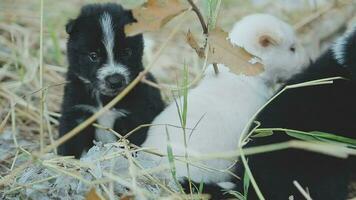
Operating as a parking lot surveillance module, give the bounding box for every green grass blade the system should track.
[205,0,222,31]
[165,125,184,193]
[254,128,356,148]
[181,63,189,128]
[198,180,204,194]
[243,160,250,199]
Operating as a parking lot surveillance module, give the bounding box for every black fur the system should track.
[236,28,356,200]
[58,3,164,158]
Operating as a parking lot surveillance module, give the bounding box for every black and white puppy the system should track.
[58,3,164,158]
[237,27,356,200]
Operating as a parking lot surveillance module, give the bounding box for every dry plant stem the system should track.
[142,67,207,91]
[39,0,45,152]
[44,102,57,154]
[92,123,164,157]
[0,163,29,187]
[10,150,19,171]
[187,0,208,34]
[11,100,18,147]
[187,0,219,74]
[294,2,335,31]
[293,181,313,200]
[124,143,144,199]
[6,82,66,126]
[0,110,11,134]
[5,175,59,194]
[88,171,111,199]
[238,140,353,162]
[122,123,194,140]
[43,163,92,184]
[131,159,177,195]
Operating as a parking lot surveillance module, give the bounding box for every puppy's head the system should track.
[66,3,143,96]
[229,14,309,82]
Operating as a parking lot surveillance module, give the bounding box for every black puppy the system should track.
[238,27,356,200]
[58,3,164,158]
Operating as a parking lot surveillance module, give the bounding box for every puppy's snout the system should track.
[105,74,126,89]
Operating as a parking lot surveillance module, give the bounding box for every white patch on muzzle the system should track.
[98,12,130,85]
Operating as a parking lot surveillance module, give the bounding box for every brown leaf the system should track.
[208,28,264,76]
[85,188,103,200]
[125,0,188,36]
[186,30,205,58]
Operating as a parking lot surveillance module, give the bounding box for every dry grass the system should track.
[0,0,355,199]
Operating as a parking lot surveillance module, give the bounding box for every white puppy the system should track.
[142,14,309,184]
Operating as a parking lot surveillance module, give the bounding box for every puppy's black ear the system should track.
[125,10,137,23]
[65,19,76,34]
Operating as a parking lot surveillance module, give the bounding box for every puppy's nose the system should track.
[105,74,126,89]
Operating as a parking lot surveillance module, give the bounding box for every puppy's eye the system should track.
[290,45,296,53]
[120,48,132,58]
[88,52,99,62]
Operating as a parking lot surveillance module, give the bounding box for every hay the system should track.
[2,141,177,200]
[0,0,355,199]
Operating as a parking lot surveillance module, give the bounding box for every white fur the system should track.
[76,74,91,84]
[229,14,308,85]
[98,12,130,91]
[72,102,129,144]
[97,64,130,82]
[143,66,270,183]
[217,181,237,190]
[332,26,356,66]
[96,109,128,143]
[95,95,129,143]
[142,14,309,184]
[100,12,115,65]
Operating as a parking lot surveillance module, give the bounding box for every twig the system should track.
[187,0,208,35]
[186,0,219,74]
[141,77,165,90]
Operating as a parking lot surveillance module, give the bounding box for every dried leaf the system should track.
[85,188,103,200]
[208,28,264,76]
[125,0,188,36]
[186,30,205,58]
